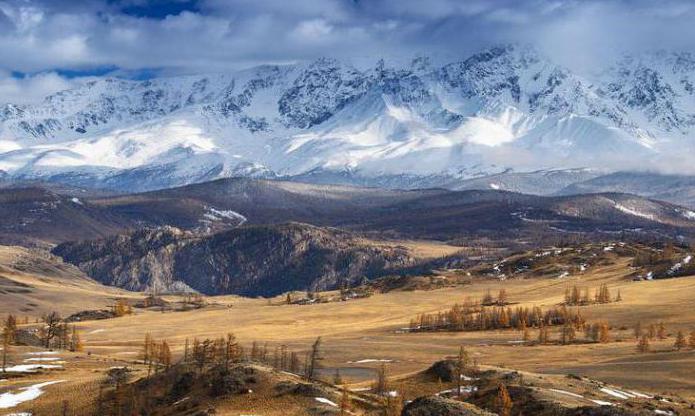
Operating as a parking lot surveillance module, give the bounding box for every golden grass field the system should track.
[3,246,695,414]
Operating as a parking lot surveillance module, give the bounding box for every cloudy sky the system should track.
[1,0,695,103]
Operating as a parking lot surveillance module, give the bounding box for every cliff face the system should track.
[52,223,413,296]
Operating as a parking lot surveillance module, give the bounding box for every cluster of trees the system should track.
[2,313,83,373]
[563,284,620,306]
[111,300,133,317]
[179,333,242,374]
[409,302,587,333]
[482,289,509,306]
[37,312,83,351]
[142,334,172,374]
[635,322,695,353]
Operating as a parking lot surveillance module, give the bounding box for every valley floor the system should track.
[3,254,695,413]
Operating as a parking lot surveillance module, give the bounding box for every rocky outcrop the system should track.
[52,223,413,296]
[402,396,496,416]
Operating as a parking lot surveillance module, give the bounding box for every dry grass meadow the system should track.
[3,246,695,414]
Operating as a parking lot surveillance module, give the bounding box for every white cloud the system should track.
[0,71,79,105]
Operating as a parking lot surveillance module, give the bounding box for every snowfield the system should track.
[2,46,695,192]
[0,380,66,409]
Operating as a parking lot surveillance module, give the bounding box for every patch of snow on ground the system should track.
[628,391,653,399]
[489,183,500,190]
[0,380,66,409]
[654,410,674,415]
[315,397,338,407]
[591,399,615,406]
[3,364,63,373]
[349,387,371,392]
[600,388,634,399]
[614,204,655,220]
[680,209,695,220]
[549,389,584,398]
[25,352,58,356]
[202,207,247,226]
[558,271,570,279]
[347,359,393,364]
[70,197,82,205]
[386,391,398,397]
[24,357,61,362]
[89,329,105,334]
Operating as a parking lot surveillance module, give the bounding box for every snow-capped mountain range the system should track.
[1,45,695,192]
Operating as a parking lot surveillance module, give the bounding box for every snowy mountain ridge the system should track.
[1,45,695,192]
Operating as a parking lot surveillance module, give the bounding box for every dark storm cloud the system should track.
[1,0,695,101]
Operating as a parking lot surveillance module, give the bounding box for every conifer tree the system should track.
[456,345,469,396]
[339,387,351,415]
[161,340,172,368]
[334,368,343,385]
[497,289,508,305]
[374,362,388,395]
[3,314,17,344]
[482,289,494,306]
[1,329,9,373]
[637,334,650,353]
[70,326,83,352]
[307,337,323,380]
[496,383,513,416]
[634,321,642,339]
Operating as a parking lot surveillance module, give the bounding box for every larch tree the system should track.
[2,328,10,373]
[634,321,642,340]
[339,387,351,415]
[657,322,667,340]
[374,362,388,396]
[3,314,17,344]
[306,337,323,381]
[70,326,83,352]
[160,340,172,369]
[497,288,508,305]
[456,345,469,396]
[674,331,687,351]
[496,383,513,416]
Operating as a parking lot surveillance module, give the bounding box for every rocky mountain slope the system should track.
[52,223,414,296]
[1,46,695,192]
[4,178,695,247]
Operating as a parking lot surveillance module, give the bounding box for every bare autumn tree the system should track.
[637,335,650,353]
[42,312,62,348]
